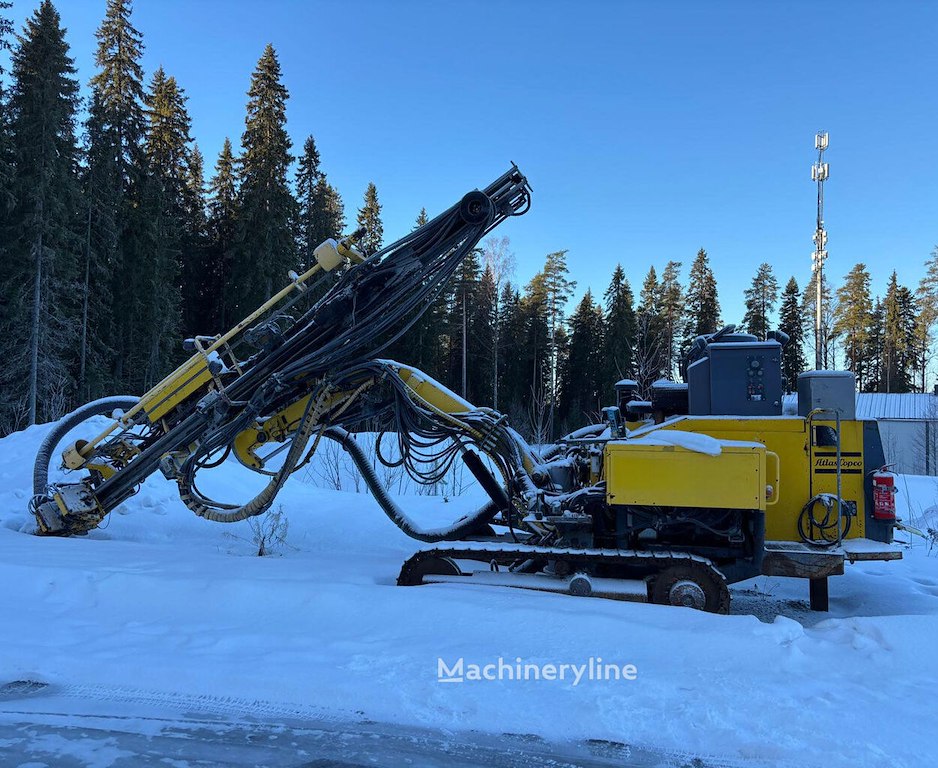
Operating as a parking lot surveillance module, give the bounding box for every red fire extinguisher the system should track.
[871,467,897,521]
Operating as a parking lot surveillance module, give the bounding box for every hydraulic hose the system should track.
[32,396,139,497]
[322,426,499,542]
[798,493,852,547]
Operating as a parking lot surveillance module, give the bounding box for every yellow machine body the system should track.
[630,416,868,542]
[604,440,775,513]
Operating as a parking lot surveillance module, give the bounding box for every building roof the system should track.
[782,392,938,420]
[854,393,938,420]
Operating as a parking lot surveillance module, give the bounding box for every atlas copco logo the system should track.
[436,657,638,686]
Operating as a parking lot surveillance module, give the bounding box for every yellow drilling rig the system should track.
[30,165,905,613]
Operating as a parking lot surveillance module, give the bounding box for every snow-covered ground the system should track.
[1,419,938,767]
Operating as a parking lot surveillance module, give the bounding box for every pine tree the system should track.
[229,44,297,317]
[742,262,779,340]
[89,0,147,390]
[681,248,721,355]
[912,304,932,393]
[542,251,576,436]
[558,290,605,430]
[481,235,514,409]
[356,182,383,256]
[914,246,938,391]
[295,134,344,268]
[833,263,872,389]
[602,264,636,399]
[659,260,684,377]
[206,138,238,329]
[778,277,806,392]
[0,1,81,428]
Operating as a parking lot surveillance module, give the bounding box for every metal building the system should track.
[784,392,938,475]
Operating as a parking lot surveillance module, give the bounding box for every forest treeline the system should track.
[1,1,937,440]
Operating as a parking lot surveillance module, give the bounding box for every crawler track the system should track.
[398,541,731,613]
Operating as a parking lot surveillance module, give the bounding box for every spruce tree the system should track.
[469,265,497,405]
[0,3,10,72]
[1,0,81,427]
[206,138,238,329]
[295,134,344,268]
[135,66,190,385]
[89,0,147,390]
[602,264,636,398]
[778,277,806,392]
[833,263,872,389]
[558,290,605,430]
[76,92,118,401]
[635,266,664,391]
[295,134,321,267]
[230,44,297,317]
[0,2,15,407]
[519,271,552,440]
[386,206,446,375]
[446,247,481,397]
[881,272,916,393]
[356,182,383,256]
[681,248,721,355]
[865,298,884,392]
[742,262,779,340]
[0,0,12,216]
[497,282,526,420]
[897,283,920,391]
[180,142,208,334]
[659,260,684,377]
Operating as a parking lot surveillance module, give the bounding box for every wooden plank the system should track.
[845,550,903,563]
[762,547,844,579]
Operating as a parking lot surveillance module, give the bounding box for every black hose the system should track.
[32,396,139,497]
[321,426,499,542]
[798,494,852,547]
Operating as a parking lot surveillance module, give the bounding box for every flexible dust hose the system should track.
[321,426,500,542]
[32,395,139,497]
[179,396,323,523]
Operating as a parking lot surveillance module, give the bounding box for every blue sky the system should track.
[5,0,938,325]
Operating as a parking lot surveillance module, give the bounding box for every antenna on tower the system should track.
[811,131,829,370]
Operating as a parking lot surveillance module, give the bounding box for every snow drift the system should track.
[1,418,937,767]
